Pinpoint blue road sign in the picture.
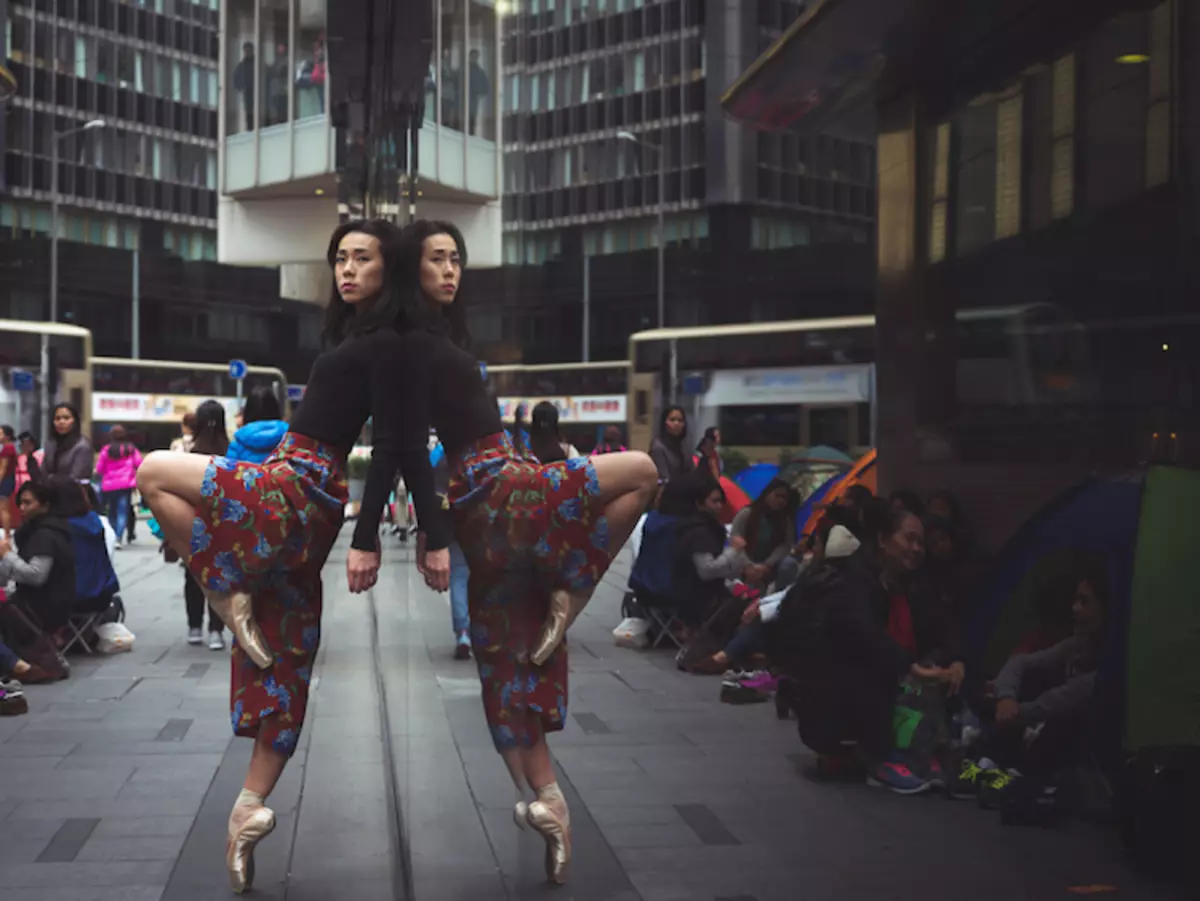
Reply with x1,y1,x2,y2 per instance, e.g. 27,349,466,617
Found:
287,384,306,403
479,361,488,381
11,370,34,391
228,359,248,381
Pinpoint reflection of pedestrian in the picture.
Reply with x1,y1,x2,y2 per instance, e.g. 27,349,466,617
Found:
268,42,288,125
468,49,490,136
232,41,256,131
440,47,460,130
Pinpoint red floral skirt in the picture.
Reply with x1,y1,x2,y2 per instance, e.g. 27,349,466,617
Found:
449,431,612,752
186,433,346,757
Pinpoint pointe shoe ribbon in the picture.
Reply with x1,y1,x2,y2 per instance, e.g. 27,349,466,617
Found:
227,805,276,894
206,591,273,670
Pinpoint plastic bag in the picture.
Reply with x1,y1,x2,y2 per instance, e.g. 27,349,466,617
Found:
612,616,650,649
94,622,135,655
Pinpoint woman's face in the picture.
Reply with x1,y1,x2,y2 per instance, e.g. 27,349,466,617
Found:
419,233,462,306
765,487,789,512
700,489,724,518
20,438,35,455
879,513,925,573
928,496,953,521
17,489,47,519
334,231,385,306
53,407,75,435
926,527,955,563
664,410,686,438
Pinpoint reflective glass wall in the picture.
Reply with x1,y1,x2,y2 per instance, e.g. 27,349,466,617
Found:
431,0,498,141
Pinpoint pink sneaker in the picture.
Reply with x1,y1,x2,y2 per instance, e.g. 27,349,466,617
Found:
739,672,779,692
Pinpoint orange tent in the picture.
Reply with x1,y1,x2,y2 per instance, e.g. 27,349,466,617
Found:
799,449,878,538
719,475,751,525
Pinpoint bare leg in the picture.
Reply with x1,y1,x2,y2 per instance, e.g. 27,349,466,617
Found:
226,733,284,894
138,451,272,669
532,452,658,665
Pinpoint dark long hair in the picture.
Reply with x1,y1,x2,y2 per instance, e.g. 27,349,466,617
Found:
241,383,282,425
528,401,567,464
743,478,797,556
191,400,229,456
50,402,83,449
658,405,687,453
105,424,134,460
320,218,407,346
395,219,471,348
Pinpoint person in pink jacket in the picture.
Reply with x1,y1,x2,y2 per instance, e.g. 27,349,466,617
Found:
94,425,143,548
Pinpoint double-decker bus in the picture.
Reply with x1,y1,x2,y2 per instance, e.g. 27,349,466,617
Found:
0,319,93,441
485,361,629,451
627,305,1091,461
91,357,290,449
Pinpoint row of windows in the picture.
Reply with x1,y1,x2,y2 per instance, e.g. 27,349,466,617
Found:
9,2,218,60
163,305,270,346
506,0,703,55
757,132,875,186
503,80,704,144
15,0,219,25
582,211,708,255
750,216,810,251
7,108,216,189
6,61,220,140
0,200,216,260
508,35,703,113
502,167,706,224
6,18,218,107
505,122,703,193
756,168,876,219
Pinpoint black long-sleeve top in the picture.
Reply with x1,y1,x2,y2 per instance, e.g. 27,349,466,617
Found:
289,324,503,554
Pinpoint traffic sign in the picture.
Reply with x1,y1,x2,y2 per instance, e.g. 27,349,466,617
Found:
228,359,248,381
479,362,487,381
11,370,34,392
287,384,306,403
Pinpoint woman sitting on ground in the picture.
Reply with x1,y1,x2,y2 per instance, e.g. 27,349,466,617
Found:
729,478,796,590
669,471,745,632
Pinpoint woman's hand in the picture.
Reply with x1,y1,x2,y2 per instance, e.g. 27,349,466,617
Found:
347,548,381,594
0,539,10,558
909,662,944,682
945,661,966,696
730,536,747,552
415,532,427,577
995,697,1021,726
740,598,761,626
421,547,450,592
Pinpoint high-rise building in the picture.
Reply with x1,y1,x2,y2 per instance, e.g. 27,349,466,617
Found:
0,0,326,378
481,0,877,361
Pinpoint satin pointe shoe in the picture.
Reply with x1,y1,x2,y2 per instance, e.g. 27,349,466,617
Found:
226,805,276,894
514,800,529,830
206,590,272,670
531,590,592,666
526,795,571,884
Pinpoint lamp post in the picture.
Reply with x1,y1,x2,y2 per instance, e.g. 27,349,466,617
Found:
41,118,105,442
618,129,672,402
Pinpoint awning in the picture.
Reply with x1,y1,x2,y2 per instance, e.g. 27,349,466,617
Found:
719,0,914,132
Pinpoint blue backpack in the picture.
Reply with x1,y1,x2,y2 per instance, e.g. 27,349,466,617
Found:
628,512,680,602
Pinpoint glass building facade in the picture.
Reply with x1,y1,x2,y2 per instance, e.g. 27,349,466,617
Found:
220,0,500,200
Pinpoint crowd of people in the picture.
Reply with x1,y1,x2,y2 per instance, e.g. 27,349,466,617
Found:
620,404,1107,824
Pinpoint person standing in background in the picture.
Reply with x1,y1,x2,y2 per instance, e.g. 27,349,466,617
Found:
426,436,472,659
649,405,693,482
94,425,142,550
0,425,17,539
467,49,490,136
170,413,196,454
42,403,94,483
181,401,229,651
232,42,256,131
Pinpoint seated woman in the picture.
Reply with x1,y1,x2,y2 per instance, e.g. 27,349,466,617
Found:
57,479,121,615
952,570,1108,803
729,478,796,591
690,513,862,676
0,480,76,680
776,484,873,591
784,498,965,794
668,471,745,632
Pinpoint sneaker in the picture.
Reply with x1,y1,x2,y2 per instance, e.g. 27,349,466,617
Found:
187,627,203,645
867,760,935,795
0,688,29,716
926,758,946,789
454,632,471,660
948,758,987,800
977,768,1019,810
738,672,779,692
0,677,22,693
719,682,769,705
208,631,225,651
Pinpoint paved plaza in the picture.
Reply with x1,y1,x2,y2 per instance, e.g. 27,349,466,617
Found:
0,538,1174,900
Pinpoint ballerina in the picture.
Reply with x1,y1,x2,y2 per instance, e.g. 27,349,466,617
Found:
390,219,659,883
136,218,450,893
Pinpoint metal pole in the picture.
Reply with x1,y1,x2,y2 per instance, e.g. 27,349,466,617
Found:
131,243,140,358
41,129,61,444
582,254,590,363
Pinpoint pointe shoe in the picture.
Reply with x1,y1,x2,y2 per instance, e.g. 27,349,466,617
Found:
226,805,276,894
206,591,272,670
514,800,529,830
531,589,592,666
526,797,571,884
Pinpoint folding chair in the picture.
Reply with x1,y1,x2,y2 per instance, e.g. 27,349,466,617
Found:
639,596,687,650
61,593,123,656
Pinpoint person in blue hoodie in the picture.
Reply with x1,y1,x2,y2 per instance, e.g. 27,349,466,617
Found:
427,435,472,659
227,385,290,465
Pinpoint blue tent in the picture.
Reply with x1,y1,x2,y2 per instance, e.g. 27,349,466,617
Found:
794,472,842,538
733,463,780,500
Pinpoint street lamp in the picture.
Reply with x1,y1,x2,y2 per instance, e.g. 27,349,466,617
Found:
617,129,673,402
41,118,105,442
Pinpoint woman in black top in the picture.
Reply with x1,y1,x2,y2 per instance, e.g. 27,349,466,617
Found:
391,220,659,885
136,218,448,893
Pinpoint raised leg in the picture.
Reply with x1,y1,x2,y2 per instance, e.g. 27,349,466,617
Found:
138,451,271,669
532,452,658,665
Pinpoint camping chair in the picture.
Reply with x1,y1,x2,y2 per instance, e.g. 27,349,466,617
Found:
627,513,688,650
61,593,123,655
64,514,123,655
